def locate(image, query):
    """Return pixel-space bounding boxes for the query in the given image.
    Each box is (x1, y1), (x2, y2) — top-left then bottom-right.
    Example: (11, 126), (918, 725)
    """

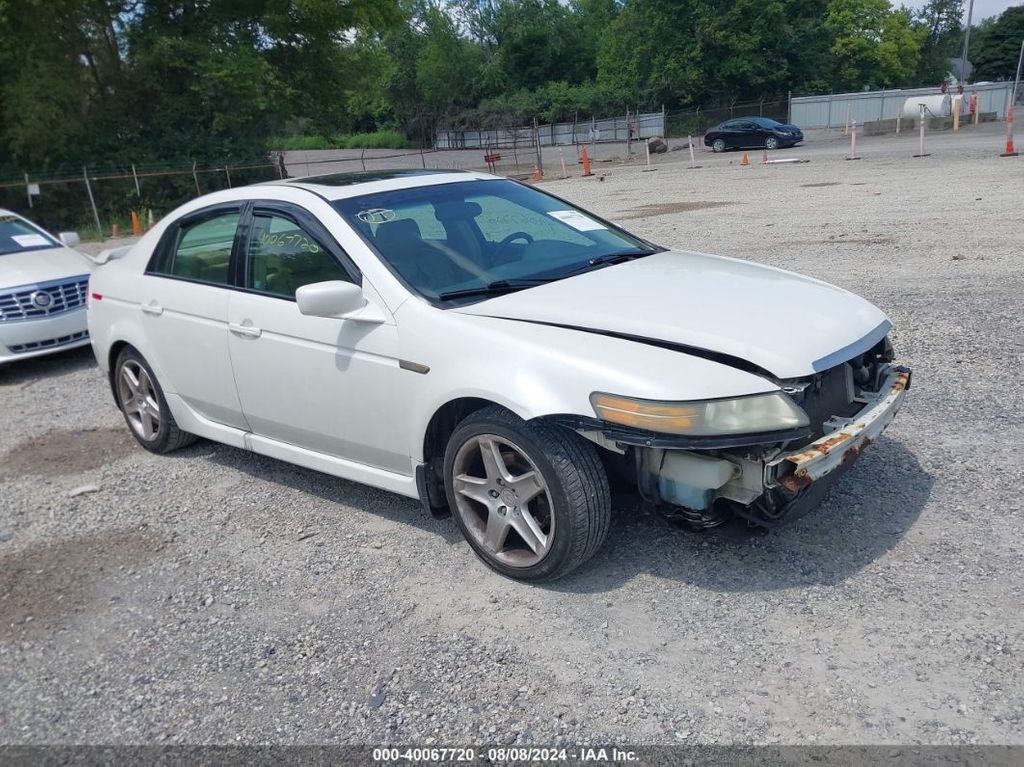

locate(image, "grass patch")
(272, 130), (409, 151)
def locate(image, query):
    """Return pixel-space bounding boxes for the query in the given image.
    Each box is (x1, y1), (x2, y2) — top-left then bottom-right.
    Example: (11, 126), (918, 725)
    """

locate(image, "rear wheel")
(443, 406), (611, 581)
(114, 347), (197, 454)
(712, 138), (726, 153)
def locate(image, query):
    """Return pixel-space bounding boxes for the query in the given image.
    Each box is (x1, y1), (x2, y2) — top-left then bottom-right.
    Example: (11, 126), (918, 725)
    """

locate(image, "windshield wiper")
(437, 278), (553, 302)
(555, 251), (651, 278)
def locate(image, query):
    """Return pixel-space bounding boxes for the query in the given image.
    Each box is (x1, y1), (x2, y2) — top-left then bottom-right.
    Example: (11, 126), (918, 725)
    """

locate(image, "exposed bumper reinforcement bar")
(769, 365), (911, 492)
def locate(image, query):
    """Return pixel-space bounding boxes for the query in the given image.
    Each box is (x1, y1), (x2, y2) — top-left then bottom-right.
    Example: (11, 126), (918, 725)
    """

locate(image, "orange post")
(111, 223), (120, 238)
(581, 145), (593, 177)
(130, 210), (143, 236)
(531, 165), (543, 181)
(740, 152), (750, 166)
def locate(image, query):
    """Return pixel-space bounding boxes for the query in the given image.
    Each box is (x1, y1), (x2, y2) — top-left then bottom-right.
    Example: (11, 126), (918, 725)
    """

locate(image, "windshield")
(0, 215), (58, 255)
(333, 179), (657, 303)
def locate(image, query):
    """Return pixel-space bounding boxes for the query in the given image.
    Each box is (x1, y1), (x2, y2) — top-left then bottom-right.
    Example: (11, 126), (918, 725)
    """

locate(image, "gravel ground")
(2, 127), (1023, 747)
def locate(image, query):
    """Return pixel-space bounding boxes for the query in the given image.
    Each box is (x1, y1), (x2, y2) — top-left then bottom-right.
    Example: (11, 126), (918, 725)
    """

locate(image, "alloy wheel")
(451, 434), (554, 568)
(118, 359), (161, 441)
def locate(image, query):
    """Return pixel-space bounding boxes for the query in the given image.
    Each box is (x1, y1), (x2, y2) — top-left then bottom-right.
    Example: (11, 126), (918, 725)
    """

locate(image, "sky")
(898, 0), (1020, 22)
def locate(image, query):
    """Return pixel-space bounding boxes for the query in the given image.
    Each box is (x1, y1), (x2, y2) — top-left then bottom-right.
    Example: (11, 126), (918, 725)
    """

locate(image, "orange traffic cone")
(1001, 106), (1018, 156)
(740, 152), (750, 166)
(130, 210), (143, 236)
(581, 145), (593, 177)
(531, 165), (543, 181)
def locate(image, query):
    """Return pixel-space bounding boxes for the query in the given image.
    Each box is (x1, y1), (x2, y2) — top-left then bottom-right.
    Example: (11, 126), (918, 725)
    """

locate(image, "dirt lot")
(2, 127), (1023, 747)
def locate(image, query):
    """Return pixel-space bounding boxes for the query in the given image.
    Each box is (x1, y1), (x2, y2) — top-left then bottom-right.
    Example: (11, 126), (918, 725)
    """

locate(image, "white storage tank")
(902, 94), (951, 119)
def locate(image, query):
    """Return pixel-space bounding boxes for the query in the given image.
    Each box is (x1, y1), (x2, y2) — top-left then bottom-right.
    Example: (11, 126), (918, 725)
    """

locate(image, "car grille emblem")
(30, 291), (53, 308)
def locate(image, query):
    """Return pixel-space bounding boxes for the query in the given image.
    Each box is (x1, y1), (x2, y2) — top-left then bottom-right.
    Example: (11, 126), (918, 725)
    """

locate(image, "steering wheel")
(494, 231), (534, 260)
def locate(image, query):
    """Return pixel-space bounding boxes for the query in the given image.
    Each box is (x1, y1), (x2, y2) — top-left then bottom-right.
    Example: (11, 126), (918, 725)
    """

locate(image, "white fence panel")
(791, 82), (1013, 128)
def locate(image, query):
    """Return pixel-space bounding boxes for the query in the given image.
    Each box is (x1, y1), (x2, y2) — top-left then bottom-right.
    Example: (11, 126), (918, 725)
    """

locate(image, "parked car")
(87, 170), (910, 581)
(0, 210), (91, 364)
(704, 117), (804, 152)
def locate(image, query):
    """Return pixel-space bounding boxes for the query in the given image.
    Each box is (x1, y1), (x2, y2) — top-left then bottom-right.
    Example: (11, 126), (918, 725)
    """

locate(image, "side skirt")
(163, 392), (419, 499)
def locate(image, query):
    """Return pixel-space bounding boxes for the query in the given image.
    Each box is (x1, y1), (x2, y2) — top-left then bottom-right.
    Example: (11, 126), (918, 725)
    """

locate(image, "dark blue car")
(704, 117), (804, 153)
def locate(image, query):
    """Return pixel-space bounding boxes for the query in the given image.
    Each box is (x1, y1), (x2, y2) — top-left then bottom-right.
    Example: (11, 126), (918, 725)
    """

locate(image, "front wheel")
(712, 138), (726, 153)
(443, 406), (611, 581)
(765, 136), (779, 150)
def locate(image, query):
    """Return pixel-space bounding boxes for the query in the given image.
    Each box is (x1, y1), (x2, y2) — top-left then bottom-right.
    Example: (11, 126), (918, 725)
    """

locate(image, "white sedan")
(0, 210), (91, 364)
(87, 170), (911, 581)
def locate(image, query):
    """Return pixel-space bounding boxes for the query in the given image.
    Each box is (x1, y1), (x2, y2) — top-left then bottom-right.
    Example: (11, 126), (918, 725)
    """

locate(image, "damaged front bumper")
(768, 365), (911, 492)
(574, 362), (912, 527)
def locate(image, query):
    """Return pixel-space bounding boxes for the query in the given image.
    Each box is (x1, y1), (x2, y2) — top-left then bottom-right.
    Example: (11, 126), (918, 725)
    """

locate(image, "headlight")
(590, 391), (809, 436)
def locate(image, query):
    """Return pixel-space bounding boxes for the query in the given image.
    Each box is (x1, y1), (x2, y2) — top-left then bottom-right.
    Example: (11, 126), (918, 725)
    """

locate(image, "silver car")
(0, 210), (91, 364)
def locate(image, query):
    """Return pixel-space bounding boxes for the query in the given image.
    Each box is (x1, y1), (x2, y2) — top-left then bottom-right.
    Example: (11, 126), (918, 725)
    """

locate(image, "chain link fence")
(1, 99), (795, 237)
(664, 98), (791, 138)
(0, 157), (284, 237)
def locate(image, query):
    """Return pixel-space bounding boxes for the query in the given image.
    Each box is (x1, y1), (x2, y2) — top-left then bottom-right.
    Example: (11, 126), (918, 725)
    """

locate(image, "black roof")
(288, 169), (470, 187)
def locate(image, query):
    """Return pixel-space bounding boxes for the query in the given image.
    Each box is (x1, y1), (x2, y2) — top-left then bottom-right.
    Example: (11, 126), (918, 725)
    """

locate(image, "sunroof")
(289, 169), (469, 187)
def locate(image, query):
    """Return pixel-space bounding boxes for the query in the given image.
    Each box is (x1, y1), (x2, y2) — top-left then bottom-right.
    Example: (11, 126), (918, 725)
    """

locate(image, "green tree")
(0, 0), (128, 168)
(914, 0), (965, 83)
(0, 0), (401, 170)
(824, 0), (924, 90)
(696, 0), (796, 98)
(596, 0), (702, 106)
(416, 6), (485, 124)
(481, 0), (578, 91)
(970, 6), (1024, 81)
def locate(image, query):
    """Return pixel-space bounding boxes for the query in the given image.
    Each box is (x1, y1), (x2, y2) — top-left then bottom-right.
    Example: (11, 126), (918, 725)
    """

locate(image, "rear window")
(0, 215), (57, 255)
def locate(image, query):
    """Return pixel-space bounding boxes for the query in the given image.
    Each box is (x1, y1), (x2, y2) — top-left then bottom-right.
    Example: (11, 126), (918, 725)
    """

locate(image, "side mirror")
(59, 232), (81, 248)
(296, 281), (376, 321)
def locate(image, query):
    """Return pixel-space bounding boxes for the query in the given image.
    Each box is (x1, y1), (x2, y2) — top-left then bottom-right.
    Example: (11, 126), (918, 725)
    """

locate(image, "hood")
(0, 247), (92, 289)
(455, 250), (890, 379)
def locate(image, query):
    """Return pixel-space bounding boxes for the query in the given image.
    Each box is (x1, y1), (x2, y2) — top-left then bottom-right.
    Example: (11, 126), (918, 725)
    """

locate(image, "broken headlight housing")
(590, 391), (809, 436)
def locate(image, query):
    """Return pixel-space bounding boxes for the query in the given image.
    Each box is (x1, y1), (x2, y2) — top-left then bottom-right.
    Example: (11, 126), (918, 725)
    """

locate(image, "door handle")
(141, 302), (163, 316)
(229, 322), (262, 338)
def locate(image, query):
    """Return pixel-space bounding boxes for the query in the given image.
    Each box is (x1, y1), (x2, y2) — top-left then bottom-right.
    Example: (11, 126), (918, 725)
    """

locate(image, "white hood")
(0, 247), (92, 289)
(455, 250), (891, 379)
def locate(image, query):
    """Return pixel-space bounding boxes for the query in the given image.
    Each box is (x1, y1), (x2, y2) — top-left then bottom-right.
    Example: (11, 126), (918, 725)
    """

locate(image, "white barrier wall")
(791, 82), (1014, 128)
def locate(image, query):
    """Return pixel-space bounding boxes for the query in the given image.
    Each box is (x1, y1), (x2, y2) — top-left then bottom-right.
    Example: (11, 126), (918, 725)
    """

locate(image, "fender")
(396, 302), (779, 464)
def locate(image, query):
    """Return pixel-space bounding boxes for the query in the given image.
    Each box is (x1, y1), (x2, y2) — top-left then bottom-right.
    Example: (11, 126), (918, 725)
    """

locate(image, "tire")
(443, 405), (611, 582)
(712, 138), (726, 153)
(765, 136), (779, 150)
(113, 346), (197, 454)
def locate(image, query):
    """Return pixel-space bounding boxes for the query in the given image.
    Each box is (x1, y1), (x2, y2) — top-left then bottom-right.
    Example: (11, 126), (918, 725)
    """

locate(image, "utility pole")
(1015, 38), (1024, 106)
(533, 116), (543, 175)
(960, 0), (975, 85)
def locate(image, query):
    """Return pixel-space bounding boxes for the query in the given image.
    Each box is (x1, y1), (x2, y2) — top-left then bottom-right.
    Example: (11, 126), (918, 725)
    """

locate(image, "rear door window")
(158, 212), (240, 285)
